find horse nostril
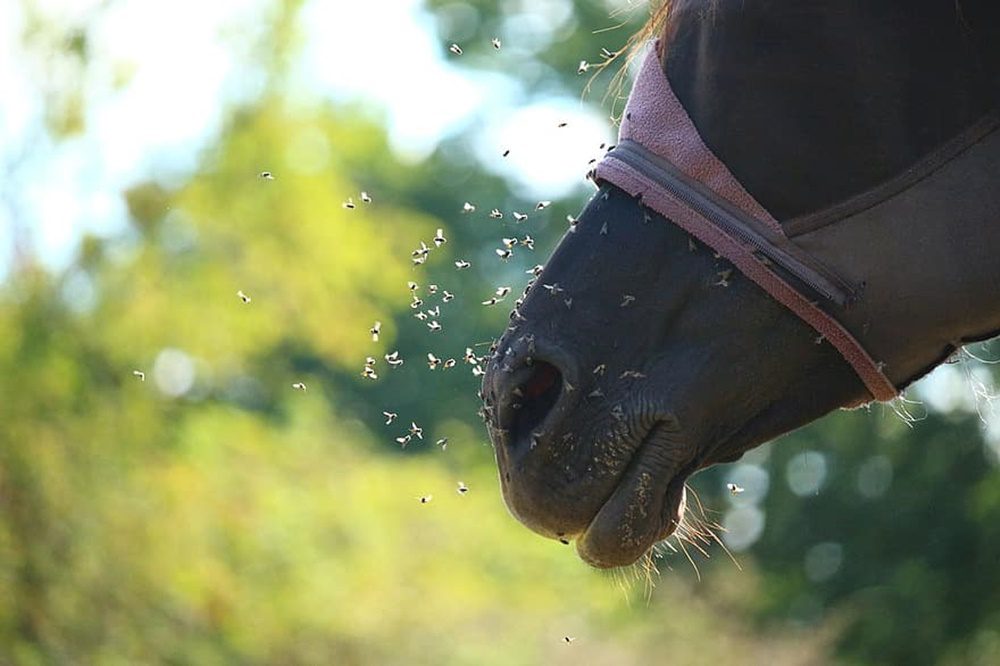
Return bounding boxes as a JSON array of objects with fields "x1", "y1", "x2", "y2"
[
  {"x1": 523, "y1": 361, "x2": 559, "y2": 398},
  {"x1": 510, "y1": 360, "x2": 563, "y2": 448}
]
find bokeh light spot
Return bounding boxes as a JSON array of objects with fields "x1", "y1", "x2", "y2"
[{"x1": 153, "y1": 347, "x2": 195, "y2": 397}]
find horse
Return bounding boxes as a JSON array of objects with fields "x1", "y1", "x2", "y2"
[{"x1": 480, "y1": 0, "x2": 1000, "y2": 568}]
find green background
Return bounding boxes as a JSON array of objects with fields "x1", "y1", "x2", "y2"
[{"x1": 3, "y1": 1, "x2": 999, "y2": 663}]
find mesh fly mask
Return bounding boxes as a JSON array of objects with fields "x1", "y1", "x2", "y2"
[{"x1": 596, "y1": 45, "x2": 1000, "y2": 403}]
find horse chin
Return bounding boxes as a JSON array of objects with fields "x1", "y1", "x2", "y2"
[
  {"x1": 576, "y1": 478, "x2": 687, "y2": 569},
  {"x1": 574, "y1": 429, "x2": 691, "y2": 569}
]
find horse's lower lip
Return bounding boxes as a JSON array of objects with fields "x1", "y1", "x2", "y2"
[{"x1": 574, "y1": 425, "x2": 688, "y2": 568}]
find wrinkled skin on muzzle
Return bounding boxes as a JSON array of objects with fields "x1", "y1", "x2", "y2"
[{"x1": 481, "y1": 185, "x2": 868, "y2": 568}]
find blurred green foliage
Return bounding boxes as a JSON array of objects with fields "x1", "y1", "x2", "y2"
[{"x1": 2, "y1": 1, "x2": 1000, "y2": 664}]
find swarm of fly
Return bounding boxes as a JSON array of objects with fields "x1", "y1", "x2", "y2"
[{"x1": 212, "y1": 39, "x2": 632, "y2": 541}]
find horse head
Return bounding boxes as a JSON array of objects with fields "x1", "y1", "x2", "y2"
[{"x1": 480, "y1": 1, "x2": 1000, "y2": 568}]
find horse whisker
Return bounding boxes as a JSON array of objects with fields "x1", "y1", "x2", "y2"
[{"x1": 673, "y1": 533, "x2": 701, "y2": 581}]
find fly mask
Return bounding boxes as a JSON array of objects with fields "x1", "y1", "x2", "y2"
[{"x1": 596, "y1": 45, "x2": 1000, "y2": 403}]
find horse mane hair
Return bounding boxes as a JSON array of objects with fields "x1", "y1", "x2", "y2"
[
  {"x1": 631, "y1": 0, "x2": 680, "y2": 55},
  {"x1": 623, "y1": 0, "x2": 720, "y2": 61},
  {"x1": 595, "y1": 1, "x2": 682, "y2": 109}
]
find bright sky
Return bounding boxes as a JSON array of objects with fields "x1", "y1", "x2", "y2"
[{"x1": 0, "y1": 0, "x2": 613, "y2": 279}]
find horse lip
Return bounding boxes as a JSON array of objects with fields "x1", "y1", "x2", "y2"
[{"x1": 574, "y1": 422, "x2": 690, "y2": 568}]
